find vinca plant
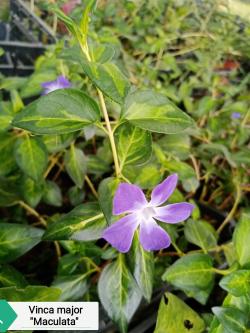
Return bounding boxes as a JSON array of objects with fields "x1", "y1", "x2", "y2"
[{"x1": 0, "y1": 0, "x2": 249, "y2": 332}]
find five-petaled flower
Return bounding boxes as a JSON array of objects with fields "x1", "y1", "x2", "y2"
[
  {"x1": 102, "y1": 174, "x2": 194, "y2": 252},
  {"x1": 41, "y1": 75, "x2": 71, "y2": 95}
]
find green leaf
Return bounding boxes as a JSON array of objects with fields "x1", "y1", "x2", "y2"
[
  {"x1": 122, "y1": 90, "x2": 194, "y2": 134},
  {"x1": 158, "y1": 133, "x2": 191, "y2": 160},
  {"x1": 0, "y1": 177, "x2": 19, "y2": 207},
  {"x1": 52, "y1": 274, "x2": 88, "y2": 301},
  {"x1": 184, "y1": 219, "x2": 218, "y2": 251},
  {"x1": 43, "y1": 133, "x2": 77, "y2": 153},
  {"x1": 98, "y1": 177, "x2": 120, "y2": 224},
  {"x1": 219, "y1": 270, "x2": 250, "y2": 297},
  {"x1": 198, "y1": 143, "x2": 236, "y2": 168},
  {"x1": 98, "y1": 255, "x2": 142, "y2": 333},
  {"x1": 162, "y1": 253, "x2": 214, "y2": 304},
  {"x1": 15, "y1": 136, "x2": 48, "y2": 181},
  {"x1": 61, "y1": 47, "x2": 130, "y2": 104},
  {"x1": 57, "y1": 254, "x2": 80, "y2": 275},
  {"x1": 83, "y1": 61, "x2": 130, "y2": 104},
  {"x1": 43, "y1": 202, "x2": 105, "y2": 241},
  {"x1": 233, "y1": 212, "x2": 250, "y2": 266},
  {"x1": 154, "y1": 292, "x2": 205, "y2": 333},
  {"x1": 90, "y1": 44, "x2": 115, "y2": 63},
  {"x1": 68, "y1": 185, "x2": 85, "y2": 206},
  {"x1": 64, "y1": 145, "x2": 87, "y2": 188},
  {"x1": 223, "y1": 293, "x2": 250, "y2": 315},
  {"x1": 87, "y1": 155, "x2": 111, "y2": 175},
  {"x1": 20, "y1": 70, "x2": 57, "y2": 98},
  {"x1": 19, "y1": 176, "x2": 45, "y2": 208},
  {"x1": 0, "y1": 132, "x2": 17, "y2": 176},
  {"x1": 0, "y1": 265, "x2": 27, "y2": 288},
  {"x1": 129, "y1": 232, "x2": 154, "y2": 302},
  {"x1": 52, "y1": 7, "x2": 82, "y2": 42},
  {"x1": 212, "y1": 306, "x2": 247, "y2": 333},
  {"x1": 123, "y1": 163, "x2": 163, "y2": 190},
  {"x1": 0, "y1": 223, "x2": 44, "y2": 263},
  {"x1": 42, "y1": 180, "x2": 62, "y2": 207},
  {"x1": 115, "y1": 123, "x2": 152, "y2": 171},
  {"x1": 10, "y1": 89, "x2": 24, "y2": 113},
  {"x1": 12, "y1": 89, "x2": 100, "y2": 134},
  {"x1": 161, "y1": 159, "x2": 199, "y2": 192},
  {"x1": 0, "y1": 286, "x2": 61, "y2": 301}
]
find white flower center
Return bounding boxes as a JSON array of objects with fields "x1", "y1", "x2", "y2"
[{"x1": 139, "y1": 206, "x2": 156, "y2": 221}]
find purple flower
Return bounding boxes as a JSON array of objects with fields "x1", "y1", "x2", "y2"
[
  {"x1": 231, "y1": 112, "x2": 241, "y2": 119},
  {"x1": 102, "y1": 174, "x2": 194, "y2": 253},
  {"x1": 41, "y1": 75, "x2": 71, "y2": 95}
]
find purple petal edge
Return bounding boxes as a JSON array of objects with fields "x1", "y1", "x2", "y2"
[
  {"x1": 113, "y1": 183, "x2": 147, "y2": 215},
  {"x1": 139, "y1": 218, "x2": 171, "y2": 251},
  {"x1": 102, "y1": 214, "x2": 139, "y2": 253},
  {"x1": 150, "y1": 174, "x2": 178, "y2": 206},
  {"x1": 155, "y1": 202, "x2": 194, "y2": 223}
]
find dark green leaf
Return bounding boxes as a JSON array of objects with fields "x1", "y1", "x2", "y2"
[
  {"x1": 61, "y1": 47, "x2": 130, "y2": 104},
  {"x1": 98, "y1": 177, "x2": 120, "y2": 224},
  {"x1": 0, "y1": 177, "x2": 20, "y2": 207},
  {"x1": 123, "y1": 164, "x2": 163, "y2": 190},
  {"x1": 0, "y1": 265, "x2": 27, "y2": 288},
  {"x1": 158, "y1": 133, "x2": 191, "y2": 160},
  {"x1": 233, "y1": 212, "x2": 250, "y2": 266},
  {"x1": 122, "y1": 90, "x2": 194, "y2": 134},
  {"x1": 43, "y1": 133, "x2": 77, "y2": 153},
  {"x1": 42, "y1": 180, "x2": 62, "y2": 207},
  {"x1": 98, "y1": 255, "x2": 142, "y2": 333},
  {"x1": 68, "y1": 185, "x2": 85, "y2": 206},
  {"x1": 212, "y1": 306, "x2": 247, "y2": 333},
  {"x1": 52, "y1": 274, "x2": 88, "y2": 301},
  {"x1": 0, "y1": 132, "x2": 16, "y2": 176},
  {"x1": 15, "y1": 136, "x2": 48, "y2": 181},
  {"x1": 43, "y1": 202, "x2": 105, "y2": 241},
  {"x1": 184, "y1": 219, "x2": 217, "y2": 251},
  {"x1": 162, "y1": 253, "x2": 214, "y2": 304},
  {"x1": 129, "y1": 232, "x2": 154, "y2": 302},
  {"x1": 0, "y1": 223, "x2": 43, "y2": 263},
  {"x1": 19, "y1": 176, "x2": 45, "y2": 208},
  {"x1": 64, "y1": 145, "x2": 87, "y2": 188},
  {"x1": 12, "y1": 89, "x2": 101, "y2": 134},
  {"x1": 0, "y1": 286, "x2": 61, "y2": 301},
  {"x1": 115, "y1": 123, "x2": 152, "y2": 171}
]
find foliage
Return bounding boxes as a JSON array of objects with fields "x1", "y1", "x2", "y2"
[{"x1": 0, "y1": 0, "x2": 249, "y2": 332}]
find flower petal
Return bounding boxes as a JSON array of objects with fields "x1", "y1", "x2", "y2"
[
  {"x1": 150, "y1": 174, "x2": 178, "y2": 206},
  {"x1": 113, "y1": 183, "x2": 147, "y2": 215},
  {"x1": 102, "y1": 214, "x2": 139, "y2": 253},
  {"x1": 139, "y1": 218, "x2": 171, "y2": 251},
  {"x1": 155, "y1": 202, "x2": 194, "y2": 223},
  {"x1": 57, "y1": 75, "x2": 71, "y2": 88}
]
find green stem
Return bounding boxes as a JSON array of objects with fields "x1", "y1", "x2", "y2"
[
  {"x1": 97, "y1": 88, "x2": 121, "y2": 177},
  {"x1": 84, "y1": 175, "x2": 98, "y2": 198},
  {"x1": 217, "y1": 183, "x2": 241, "y2": 234},
  {"x1": 79, "y1": 42, "x2": 121, "y2": 178},
  {"x1": 212, "y1": 265, "x2": 238, "y2": 276},
  {"x1": 19, "y1": 201, "x2": 47, "y2": 227},
  {"x1": 172, "y1": 242, "x2": 184, "y2": 256}
]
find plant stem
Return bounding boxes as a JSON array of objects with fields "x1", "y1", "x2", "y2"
[
  {"x1": 85, "y1": 175, "x2": 98, "y2": 198},
  {"x1": 212, "y1": 264, "x2": 238, "y2": 276},
  {"x1": 217, "y1": 182, "x2": 241, "y2": 234},
  {"x1": 172, "y1": 242, "x2": 184, "y2": 256},
  {"x1": 80, "y1": 43, "x2": 121, "y2": 177},
  {"x1": 97, "y1": 88, "x2": 121, "y2": 177},
  {"x1": 19, "y1": 201, "x2": 47, "y2": 227}
]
